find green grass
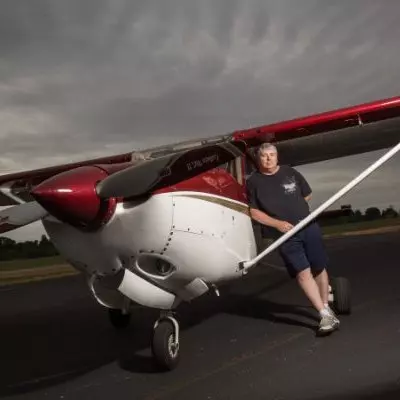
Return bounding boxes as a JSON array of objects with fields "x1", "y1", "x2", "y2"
[
  {"x1": 1, "y1": 218, "x2": 400, "y2": 274},
  {"x1": 0, "y1": 255, "x2": 65, "y2": 271},
  {"x1": 321, "y1": 217, "x2": 400, "y2": 235}
]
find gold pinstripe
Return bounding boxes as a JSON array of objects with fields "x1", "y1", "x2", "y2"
[{"x1": 173, "y1": 193, "x2": 250, "y2": 216}]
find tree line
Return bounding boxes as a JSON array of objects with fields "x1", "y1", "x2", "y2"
[
  {"x1": 0, "y1": 205, "x2": 399, "y2": 261},
  {"x1": 0, "y1": 235, "x2": 59, "y2": 261},
  {"x1": 317, "y1": 205, "x2": 399, "y2": 226}
]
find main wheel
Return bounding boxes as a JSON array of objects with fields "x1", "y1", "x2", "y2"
[
  {"x1": 151, "y1": 320, "x2": 180, "y2": 370},
  {"x1": 330, "y1": 277, "x2": 351, "y2": 315},
  {"x1": 108, "y1": 308, "x2": 131, "y2": 329}
]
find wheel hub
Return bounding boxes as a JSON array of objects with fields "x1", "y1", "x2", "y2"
[{"x1": 168, "y1": 334, "x2": 179, "y2": 358}]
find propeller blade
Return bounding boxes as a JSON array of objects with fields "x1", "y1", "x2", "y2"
[
  {"x1": 0, "y1": 202, "x2": 48, "y2": 233},
  {"x1": 97, "y1": 141, "x2": 246, "y2": 199}
]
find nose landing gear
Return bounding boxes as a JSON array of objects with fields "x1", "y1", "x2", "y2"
[{"x1": 151, "y1": 311, "x2": 180, "y2": 370}]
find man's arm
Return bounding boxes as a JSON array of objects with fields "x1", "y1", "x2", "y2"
[
  {"x1": 304, "y1": 193, "x2": 312, "y2": 202},
  {"x1": 249, "y1": 208, "x2": 293, "y2": 233}
]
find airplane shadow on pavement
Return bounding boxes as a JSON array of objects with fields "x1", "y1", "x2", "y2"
[
  {"x1": 118, "y1": 270, "x2": 319, "y2": 374},
  {"x1": 226, "y1": 297, "x2": 319, "y2": 332},
  {"x1": 0, "y1": 267, "x2": 315, "y2": 396}
]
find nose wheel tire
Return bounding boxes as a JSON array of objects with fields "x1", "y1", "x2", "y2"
[
  {"x1": 151, "y1": 317, "x2": 180, "y2": 370},
  {"x1": 329, "y1": 276, "x2": 351, "y2": 315},
  {"x1": 108, "y1": 308, "x2": 131, "y2": 329}
]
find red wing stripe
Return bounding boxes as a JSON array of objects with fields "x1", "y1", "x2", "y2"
[{"x1": 232, "y1": 96, "x2": 400, "y2": 143}]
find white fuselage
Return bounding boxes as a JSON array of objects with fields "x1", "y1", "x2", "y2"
[{"x1": 42, "y1": 191, "x2": 258, "y2": 309}]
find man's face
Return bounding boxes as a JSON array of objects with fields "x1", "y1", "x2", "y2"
[{"x1": 259, "y1": 148, "x2": 278, "y2": 170}]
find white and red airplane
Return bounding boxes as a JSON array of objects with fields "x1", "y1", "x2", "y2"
[{"x1": 1, "y1": 95, "x2": 400, "y2": 370}]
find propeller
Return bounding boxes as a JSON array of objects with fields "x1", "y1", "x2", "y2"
[
  {"x1": 0, "y1": 201, "x2": 48, "y2": 233},
  {"x1": 96, "y1": 141, "x2": 246, "y2": 199}
]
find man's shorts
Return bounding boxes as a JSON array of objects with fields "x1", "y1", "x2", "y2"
[{"x1": 278, "y1": 222, "x2": 328, "y2": 278}]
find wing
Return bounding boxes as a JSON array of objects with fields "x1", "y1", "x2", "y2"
[
  {"x1": 96, "y1": 96, "x2": 400, "y2": 199},
  {"x1": 1, "y1": 95, "x2": 400, "y2": 233},
  {"x1": 232, "y1": 95, "x2": 400, "y2": 166}
]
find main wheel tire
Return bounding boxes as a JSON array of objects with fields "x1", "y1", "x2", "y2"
[
  {"x1": 108, "y1": 308, "x2": 131, "y2": 329},
  {"x1": 151, "y1": 320, "x2": 180, "y2": 371},
  {"x1": 331, "y1": 277, "x2": 351, "y2": 315}
]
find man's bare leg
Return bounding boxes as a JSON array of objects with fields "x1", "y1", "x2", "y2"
[
  {"x1": 314, "y1": 268, "x2": 340, "y2": 324},
  {"x1": 296, "y1": 268, "x2": 325, "y2": 312},
  {"x1": 297, "y1": 268, "x2": 339, "y2": 333},
  {"x1": 313, "y1": 269, "x2": 329, "y2": 305}
]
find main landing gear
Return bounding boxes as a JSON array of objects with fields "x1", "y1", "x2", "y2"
[
  {"x1": 108, "y1": 308, "x2": 131, "y2": 329},
  {"x1": 108, "y1": 297, "x2": 132, "y2": 329},
  {"x1": 151, "y1": 311, "x2": 180, "y2": 370},
  {"x1": 328, "y1": 276, "x2": 351, "y2": 315}
]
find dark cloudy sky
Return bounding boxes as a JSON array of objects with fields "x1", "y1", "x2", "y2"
[{"x1": 2, "y1": 0, "x2": 400, "y2": 241}]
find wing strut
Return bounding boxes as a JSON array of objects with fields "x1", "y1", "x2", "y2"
[{"x1": 238, "y1": 141, "x2": 400, "y2": 274}]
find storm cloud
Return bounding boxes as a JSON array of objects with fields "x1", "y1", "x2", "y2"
[{"x1": 1, "y1": 0, "x2": 400, "y2": 239}]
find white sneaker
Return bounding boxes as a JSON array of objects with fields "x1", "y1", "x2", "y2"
[
  {"x1": 326, "y1": 305, "x2": 340, "y2": 325},
  {"x1": 318, "y1": 313, "x2": 340, "y2": 335}
]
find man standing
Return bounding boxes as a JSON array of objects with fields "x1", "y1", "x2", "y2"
[{"x1": 246, "y1": 142, "x2": 340, "y2": 334}]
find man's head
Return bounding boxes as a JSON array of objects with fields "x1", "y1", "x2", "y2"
[{"x1": 257, "y1": 142, "x2": 279, "y2": 174}]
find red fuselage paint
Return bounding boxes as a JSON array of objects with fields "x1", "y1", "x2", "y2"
[
  {"x1": 153, "y1": 167, "x2": 247, "y2": 203},
  {"x1": 30, "y1": 159, "x2": 248, "y2": 232}
]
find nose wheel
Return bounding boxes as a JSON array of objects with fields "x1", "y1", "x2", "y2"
[{"x1": 151, "y1": 312, "x2": 180, "y2": 370}]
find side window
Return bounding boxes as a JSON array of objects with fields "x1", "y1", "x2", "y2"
[
  {"x1": 244, "y1": 148, "x2": 258, "y2": 181},
  {"x1": 217, "y1": 149, "x2": 260, "y2": 186},
  {"x1": 230, "y1": 156, "x2": 247, "y2": 185},
  {"x1": 219, "y1": 151, "x2": 259, "y2": 185},
  {"x1": 218, "y1": 162, "x2": 230, "y2": 171},
  {"x1": 215, "y1": 157, "x2": 245, "y2": 185}
]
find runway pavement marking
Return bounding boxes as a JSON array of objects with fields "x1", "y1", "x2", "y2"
[{"x1": 142, "y1": 331, "x2": 305, "y2": 400}]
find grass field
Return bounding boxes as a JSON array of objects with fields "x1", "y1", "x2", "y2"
[
  {"x1": 1, "y1": 217, "x2": 400, "y2": 285},
  {"x1": 321, "y1": 217, "x2": 400, "y2": 235},
  {"x1": 0, "y1": 257, "x2": 76, "y2": 286},
  {"x1": 0, "y1": 255, "x2": 65, "y2": 271}
]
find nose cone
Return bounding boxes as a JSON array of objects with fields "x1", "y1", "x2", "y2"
[{"x1": 31, "y1": 166, "x2": 116, "y2": 230}]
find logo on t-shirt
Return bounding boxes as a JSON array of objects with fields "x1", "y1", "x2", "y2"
[{"x1": 282, "y1": 177, "x2": 297, "y2": 195}]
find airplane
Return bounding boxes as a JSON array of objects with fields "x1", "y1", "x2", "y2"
[{"x1": 1, "y1": 95, "x2": 400, "y2": 371}]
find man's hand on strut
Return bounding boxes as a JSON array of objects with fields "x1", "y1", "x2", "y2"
[
  {"x1": 249, "y1": 208, "x2": 294, "y2": 233},
  {"x1": 275, "y1": 221, "x2": 294, "y2": 233}
]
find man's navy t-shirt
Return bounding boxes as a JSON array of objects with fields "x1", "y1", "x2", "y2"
[{"x1": 246, "y1": 165, "x2": 312, "y2": 238}]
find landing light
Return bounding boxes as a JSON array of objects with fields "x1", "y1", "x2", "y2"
[
  {"x1": 155, "y1": 259, "x2": 173, "y2": 276},
  {"x1": 135, "y1": 254, "x2": 176, "y2": 279}
]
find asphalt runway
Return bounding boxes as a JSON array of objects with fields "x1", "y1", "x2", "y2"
[{"x1": 1, "y1": 232, "x2": 400, "y2": 399}]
